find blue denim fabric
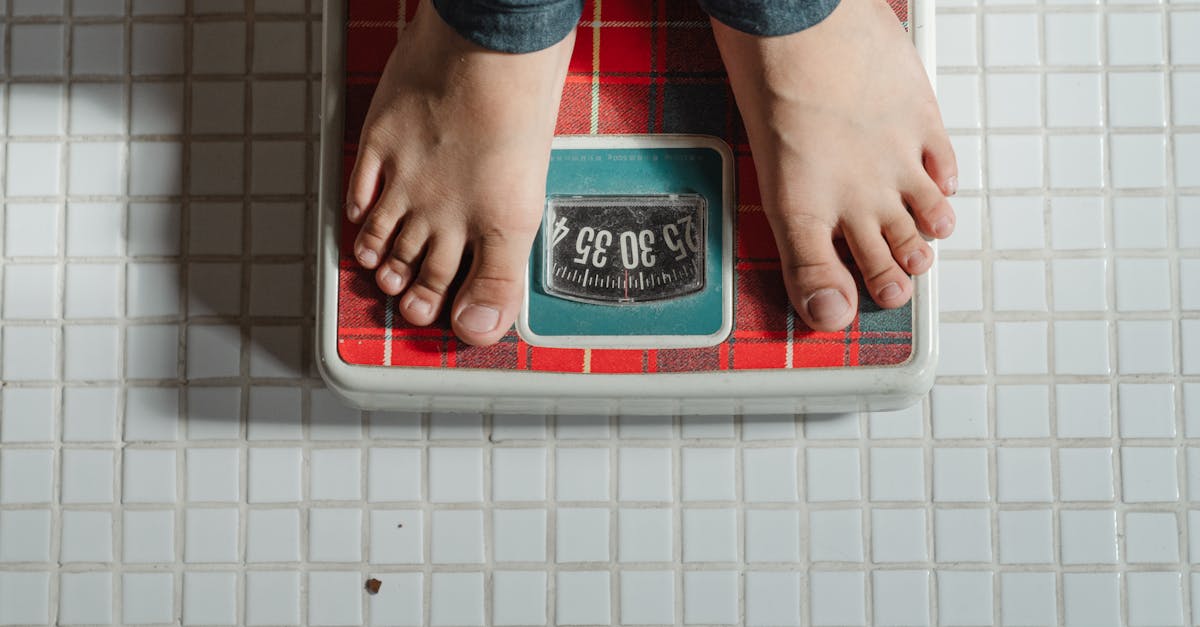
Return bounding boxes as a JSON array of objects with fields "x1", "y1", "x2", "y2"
[{"x1": 699, "y1": 0, "x2": 841, "y2": 36}]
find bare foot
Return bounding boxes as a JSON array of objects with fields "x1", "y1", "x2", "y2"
[
  {"x1": 711, "y1": 0, "x2": 957, "y2": 331},
  {"x1": 345, "y1": 2, "x2": 574, "y2": 346}
]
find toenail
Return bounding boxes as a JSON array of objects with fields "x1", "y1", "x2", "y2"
[
  {"x1": 904, "y1": 250, "x2": 926, "y2": 270},
  {"x1": 943, "y1": 176, "x2": 958, "y2": 196},
  {"x1": 359, "y1": 249, "x2": 378, "y2": 267},
  {"x1": 878, "y1": 282, "x2": 902, "y2": 302},
  {"x1": 346, "y1": 202, "x2": 364, "y2": 221},
  {"x1": 933, "y1": 217, "x2": 954, "y2": 238},
  {"x1": 805, "y1": 289, "x2": 850, "y2": 324},
  {"x1": 406, "y1": 295, "x2": 433, "y2": 317},
  {"x1": 379, "y1": 268, "x2": 403, "y2": 293},
  {"x1": 457, "y1": 304, "x2": 500, "y2": 334}
]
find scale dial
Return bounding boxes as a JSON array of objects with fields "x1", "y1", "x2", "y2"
[{"x1": 543, "y1": 194, "x2": 706, "y2": 305}]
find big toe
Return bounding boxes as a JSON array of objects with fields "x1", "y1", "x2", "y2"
[
  {"x1": 451, "y1": 231, "x2": 536, "y2": 346},
  {"x1": 775, "y1": 217, "x2": 859, "y2": 332}
]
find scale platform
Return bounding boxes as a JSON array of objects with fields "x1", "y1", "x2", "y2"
[{"x1": 316, "y1": 0, "x2": 938, "y2": 415}]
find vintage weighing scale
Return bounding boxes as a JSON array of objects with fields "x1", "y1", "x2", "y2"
[{"x1": 316, "y1": 0, "x2": 938, "y2": 414}]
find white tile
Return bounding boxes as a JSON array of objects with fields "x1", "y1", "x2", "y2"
[
  {"x1": 1114, "y1": 196, "x2": 1169, "y2": 248},
  {"x1": 246, "y1": 509, "x2": 300, "y2": 562},
  {"x1": 122, "y1": 449, "x2": 175, "y2": 503},
  {"x1": 6, "y1": 143, "x2": 63, "y2": 196},
  {"x1": 1050, "y1": 196, "x2": 1105, "y2": 249},
  {"x1": 806, "y1": 447, "x2": 861, "y2": 501},
  {"x1": 682, "y1": 508, "x2": 737, "y2": 562},
  {"x1": 1059, "y1": 447, "x2": 1115, "y2": 501},
  {"x1": 1127, "y1": 572, "x2": 1184, "y2": 627},
  {"x1": 70, "y1": 82, "x2": 126, "y2": 133},
  {"x1": 993, "y1": 260, "x2": 1047, "y2": 310},
  {"x1": 618, "y1": 447, "x2": 672, "y2": 501},
  {"x1": 131, "y1": 23, "x2": 184, "y2": 75},
  {"x1": 810, "y1": 571, "x2": 866, "y2": 627},
  {"x1": 1109, "y1": 72, "x2": 1166, "y2": 127},
  {"x1": 557, "y1": 508, "x2": 609, "y2": 562},
  {"x1": 997, "y1": 447, "x2": 1053, "y2": 502},
  {"x1": 8, "y1": 84, "x2": 64, "y2": 135},
  {"x1": 245, "y1": 571, "x2": 299, "y2": 626},
  {"x1": 938, "y1": 323, "x2": 988, "y2": 376},
  {"x1": 745, "y1": 509, "x2": 800, "y2": 563},
  {"x1": 742, "y1": 414, "x2": 796, "y2": 440},
  {"x1": 620, "y1": 571, "x2": 675, "y2": 625},
  {"x1": 72, "y1": 24, "x2": 124, "y2": 75},
  {"x1": 493, "y1": 571, "x2": 547, "y2": 627},
  {"x1": 1045, "y1": 13, "x2": 1101, "y2": 65},
  {"x1": 310, "y1": 448, "x2": 361, "y2": 501},
  {"x1": 995, "y1": 321, "x2": 1048, "y2": 374},
  {"x1": 942, "y1": 196, "x2": 983, "y2": 250},
  {"x1": 989, "y1": 195, "x2": 1045, "y2": 249},
  {"x1": 869, "y1": 448, "x2": 924, "y2": 501},
  {"x1": 743, "y1": 447, "x2": 798, "y2": 502},
  {"x1": 428, "y1": 447, "x2": 483, "y2": 503},
  {"x1": 933, "y1": 448, "x2": 990, "y2": 502},
  {"x1": 65, "y1": 263, "x2": 121, "y2": 318},
  {"x1": 1186, "y1": 320, "x2": 1200, "y2": 375},
  {"x1": 1125, "y1": 512, "x2": 1179, "y2": 563},
  {"x1": 681, "y1": 414, "x2": 734, "y2": 439},
  {"x1": 0, "y1": 387, "x2": 56, "y2": 443},
  {"x1": 986, "y1": 73, "x2": 1041, "y2": 127},
  {"x1": 125, "y1": 386, "x2": 179, "y2": 441},
  {"x1": 804, "y1": 413, "x2": 860, "y2": 439},
  {"x1": 809, "y1": 509, "x2": 864, "y2": 562},
  {"x1": 872, "y1": 509, "x2": 928, "y2": 562},
  {"x1": 619, "y1": 413, "x2": 674, "y2": 439},
  {"x1": 619, "y1": 508, "x2": 672, "y2": 562},
  {"x1": 1000, "y1": 572, "x2": 1057, "y2": 627},
  {"x1": 681, "y1": 447, "x2": 735, "y2": 501},
  {"x1": 183, "y1": 572, "x2": 236, "y2": 626},
  {"x1": 430, "y1": 509, "x2": 484, "y2": 564},
  {"x1": 10, "y1": 25, "x2": 65, "y2": 76},
  {"x1": 1063, "y1": 573, "x2": 1121, "y2": 627},
  {"x1": 492, "y1": 509, "x2": 545, "y2": 563},
  {"x1": 936, "y1": 14, "x2": 978, "y2": 66},
  {"x1": 309, "y1": 508, "x2": 362, "y2": 562},
  {"x1": 184, "y1": 508, "x2": 238, "y2": 563},
  {"x1": 0, "y1": 510, "x2": 52, "y2": 562},
  {"x1": 6, "y1": 203, "x2": 61, "y2": 257},
  {"x1": 367, "y1": 448, "x2": 421, "y2": 502},
  {"x1": 13, "y1": 0, "x2": 64, "y2": 16},
  {"x1": 2, "y1": 326, "x2": 58, "y2": 381},
  {"x1": 62, "y1": 448, "x2": 114, "y2": 503},
  {"x1": 987, "y1": 135, "x2": 1043, "y2": 188},
  {"x1": 1171, "y1": 12, "x2": 1200, "y2": 63},
  {"x1": 1187, "y1": 384, "x2": 1200, "y2": 438},
  {"x1": 0, "y1": 572, "x2": 50, "y2": 625},
  {"x1": 995, "y1": 385, "x2": 1050, "y2": 438},
  {"x1": 868, "y1": 403, "x2": 924, "y2": 439},
  {"x1": 1110, "y1": 134, "x2": 1167, "y2": 188},
  {"x1": 58, "y1": 572, "x2": 112, "y2": 625},
  {"x1": 937, "y1": 260, "x2": 983, "y2": 311},
  {"x1": 1054, "y1": 320, "x2": 1112, "y2": 375},
  {"x1": 936, "y1": 74, "x2": 980, "y2": 129},
  {"x1": 930, "y1": 384, "x2": 987, "y2": 439},
  {"x1": 872, "y1": 570, "x2": 929, "y2": 627},
  {"x1": 745, "y1": 572, "x2": 801, "y2": 627},
  {"x1": 252, "y1": 21, "x2": 307, "y2": 73},
  {"x1": 60, "y1": 510, "x2": 112, "y2": 562},
  {"x1": 1049, "y1": 135, "x2": 1104, "y2": 188},
  {"x1": 950, "y1": 136, "x2": 984, "y2": 191},
  {"x1": 129, "y1": 141, "x2": 183, "y2": 195},
  {"x1": 983, "y1": 14, "x2": 1040, "y2": 66},
  {"x1": 66, "y1": 202, "x2": 122, "y2": 257},
  {"x1": 556, "y1": 572, "x2": 610, "y2": 625},
  {"x1": 368, "y1": 572, "x2": 422, "y2": 627},
  {"x1": 250, "y1": 140, "x2": 306, "y2": 194},
  {"x1": 191, "y1": 80, "x2": 244, "y2": 133},
  {"x1": 1174, "y1": 72, "x2": 1200, "y2": 126},
  {"x1": 1184, "y1": 259, "x2": 1200, "y2": 310},
  {"x1": 555, "y1": 414, "x2": 609, "y2": 439},
  {"x1": 308, "y1": 571, "x2": 365, "y2": 627},
  {"x1": 937, "y1": 571, "x2": 993, "y2": 627},
  {"x1": 186, "y1": 325, "x2": 242, "y2": 379},
  {"x1": 492, "y1": 447, "x2": 547, "y2": 501},
  {"x1": 1057, "y1": 383, "x2": 1112, "y2": 438},
  {"x1": 998, "y1": 509, "x2": 1054, "y2": 564},
  {"x1": 1046, "y1": 73, "x2": 1104, "y2": 128},
  {"x1": 556, "y1": 448, "x2": 609, "y2": 500},
  {"x1": 126, "y1": 263, "x2": 179, "y2": 317},
  {"x1": 123, "y1": 510, "x2": 174, "y2": 563},
  {"x1": 1118, "y1": 383, "x2": 1176, "y2": 438},
  {"x1": 1108, "y1": 12, "x2": 1165, "y2": 65},
  {"x1": 123, "y1": 573, "x2": 174, "y2": 625},
  {"x1": 64, "y1": 325, "x2": 120, "y2": 381},
  {"x1": 63, "y1": 387, "x2": 118, "y2": 442},
  {"x1": 1122, "y1": 446, "x2": 1179, "y2": 502},
  {"x1": 1116, "y1": 258, "x2": 1172, "y2": 311},
  {"x1": 125, "y1": 324, "x2": 180, "y2": 379},
  {"x1": 683, "y1": 571, "x2": 738, "y2": 625},
  {"x1": 3, "y1": 264, "x2": 59, "y2": 319},
  {"x1": 369, "y1": 509, "x2": 423, "y2": 564},
  {"x1": 187, "y1": 263, "x2": 242, "y2": 316},
  {"x1": 186, "y1": 448, "x2": 239, "y2": 502},
  {"x1": 1178, "y1": 133, "x2": 1200, "y2": 187},
  {"x1": 1118, "y1": 320, "x2": 1175, "y2": 374},
  {"x1": 1060, "y1": 509, "x2": 1118, "y2": 564},
  {"x1": 248, "y1": 447, "x2": 302, "y2": 503},
  {"x1": 186, "y1": 387, "x2": 242, "y2": 439}
]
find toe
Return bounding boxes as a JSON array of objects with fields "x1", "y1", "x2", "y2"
[
  {"x1": 353, "y1": 186, "x2": 405, "y2": 270},
  {"x1": 451, "y1": 230, "x2": 536, "y2": 346},
  {"x1": 375, "y1": 219, "x2": 429, "y2": 296},
  {"x1": 773, "y1": 213, "x2": 859, "y2": 331},
  {"x1": 399, "y1": 234, "x2": 466, "y2": 326},
  {"x1": 345, "y1": 148, "x2": 383, "y2": 224},
  {"x1": 923, "y1": 132, "x2": 959, "y2": 197},
  {"x1": 901, "y1": 172, "x2": 956, "y2": 240},
  {"x1": 845, "y1": 221, "x2": 913, "y2": 309},
  {"x1": 882, "y1": 216, "x2": 934, "y2": 276}
]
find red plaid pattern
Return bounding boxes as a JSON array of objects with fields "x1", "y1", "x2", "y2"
[{"x1": 338, "y1": 0, "x2": 914, "y2": 373}]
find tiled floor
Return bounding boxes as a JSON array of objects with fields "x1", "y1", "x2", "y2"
[{"x1": 0, "y1": 0, "x2": 1198, "y2": 625}]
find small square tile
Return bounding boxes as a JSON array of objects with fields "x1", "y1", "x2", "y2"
[
  {"x1": 555, "y1": 414, "x2": 609, "y2": 439},
  {"x1": 0, "y1": 387, "x2": 56, "y2": 443},
  {"x1": 4, "y1": 265, "x2": 59, "y2": 319},
  {"x1": 309, "y1": 508, "x2": 362, "y2": 562},
  {"x1": 869, "y1": 448, "x2": 924, "y2": 502},
  {"x1": 308, "y1": 571, "x2": 364, "y2": 627},
  {"x1": 246, "y1": 509, "x2": 300, "y2": 562},
  {"x1": 7, "y1": 203, "x2": 61, "y2": 257},
  {"x1": 995, "y1": 385, "x2": 1050, "y2": 438},
  {"x1": 1045, "y1": 13, "x2": 1101, "y2": 65},
  {"x1": 1108, "y1": 12, "x2": 1165, "y2": 65},
  {"x1": 937, "y1": 14, "x2": 978, "y2": 66},
  {"x1": 6, "y1": 143, "x2": 62, "y2": 197},
  {"x1": 1185, "y1": 320, "x2": 1200, "y2": 374},
  {"x1": 619, "y1": 508, "x2": 672, "y2": 562},
  {"x1": 1175, "y1": 135, "x2": 1200, "y2": 187},
  {"x1": 10, "y1": 25, "x2": 65, "y2": 76},
  {"x1": 1057, "y1": 384, "x2": 1112, "y2": 438},
  {"x1": 1116, "y1": 258, "x2": 1172, "y2": 312},
  {"x1": 806, "y1": 447, "x2": 861, "y2": 501},
  {"x1": 931, "y1": 384, "x2": 988, "y2": 438},
  {"x1": 123, "y1": 510, "x2": 174, "y2": 563},
  {"x1": 183, "y1": 572, "x2": 237, "y2": 626},
  {"x1": 989, "y1": 196, "x2": 1045, "y2": 250},
  {"x1": 492, "y1": 509, "x2": 545, "y2": 563},
  {"x1": 983, "y1": 14, "x2": 1040, "y2": 66},
  {"x1": 557, "y1": 508, "x2": 609, "y2": 562},
  {"x1": 987, "y1": 135, "x2": 1043, "y2": 188},
  {"x1": 129, "y1": 85, "x2": 183, "y2": 135},
  {"x1": 59, "y1": 572, "x2": 112, "y2": 625},
  {"x1": 63, "y1": 325, "x2": 120, "y2": 381},
  {"x1": 127, "y1": 202, "x2": 181, "y2": 256},
  {"x1": 131, "y1": 23, "x2": 184, "y2": 75},
  {"x1": 60, "y1": 510, "x2": 113, "y2": 563},
  {"x1": 1182, "y1": 259, "x2": 1200, "y2": 310},
  {"x1": 1054, "y1": 320, "x2": 1112, "y2": 375},
  {"x1": 2, "y1": 327, "x2": 58, "y2": 382},
  {"x1": 943, "y1": 196, "x2": 983, "y2": 249},
  {"x1": 745, "y1": 509, "x2": 800, "y2": 563},
  {"x1": 0, "y1": 510, "x2": 52, "y2": 562},
  {"x1": 367, "y1": 448, "x2": 421, "y2": 502},
  {"x1": 248, "y1": 447, "x2": 302, "y2": 503},
  {"x1": 682, "y1": 508, "x2": 737, "y2": 563},
  {"x1": 986, "y1": 73, "x2": 1041, "y2": 127},
  {"x1": 368, "y1": 572, "x2": 422, "y2": 627},
  {"x1": 556, "y1": 448, "x2": 609, "y2": 500},
  {"x1": 430, "y1": 509, "x2": 484, "y2": 564},
  {"x1": 936, "y1": 74, "x2": 980, "y2": 129},
  {"x1": 1109, "y1": 72, "x2": 1167, "y2": 127},
  {"x1": 618, "y1": 447, "x2": 672, "y2": 501},
  {"x1": 185, "y1": 508, "x2": 239, "y2": 563},
  {"x1": 1060, "y1": 509, "x2": 1118, "y2": 565},
  {"x1": 245, "y1": 571, "x2": 299, "y2": 626},
  {"x1": 428, "y1": 447, "x2": 483, "y2": 503},
  {"x1": 872, "y1": 570, "x2": 929, "y2": 627},
  {"x1": 0, "y1": 572, "x2": 51, "y2": 624},
  {"x1": 810, "y1": 571, "x2": 866, "y2": 627},
  {"x1": 8, "y1": 84, "x2": 63, "y2": 135},
  {"x1": 746, "y1": 571, "x2": 801, "y2": 627},
  {"x1": 1047, "y1": 73, "x2": 1104, "y2": 128},
  {"x1": 123, "y1": 573, "x2": 174, "y2": 625},
  {"x1": 683, "y1": 571, "x2": 738, "y2": 625},
  {"x1": 618, "y1": 414, "x2": 674, "y2": 439},
  {"x1": 937, "y1": 571, "x2": 993, "y2": 627},
  {"x1": 937, "y1": 260, "x2": 983, "y2": 311},
  {"x1": 995, "y1": 321, "x2": 1048, "y2": 374},
  {"x1": 1186, "y1": 384, "x2": 1200, "y2": 437},
  {"x1": 493, "y1": 571, "x2": 547, "y2": 626},
  {"x1": 1059, "y1": 447, "x2": 1115, "y2": 501},
  {"x1": 1125, "y1": 512, "x2": 1179, "y2": 563},
  {"x1": 1050, "y1": 196, "x2": 1106, "y2": 249},
  {"x1": 1175, "y1": 72, "x2": 1200, "y2": 126},
  {"x1": 128, "y1": 142, "x2": 183, "y2": 195},
  {"x1": 1063, "y1": 573, "x2": 1120, "y2": 627},
  {"x1": 1127, "y1": 572, "x2": 1184, "y2": 627},
  {"x1": 0, "y1": 449, "x2": 54, "y2": 504},
  {"x1": 62, "y1": 387, "x2": 118, "y2": 442},
  {"x1": 804, "y1": 412, "x2": 861, "y2": 439},
  {"x1": 1118, "y1": 320, "x2": 1175, "y2": 374},
  {"x1": 369, "y1": 509, "x2": 423, "y2": 564},
  {"x1": 1118, "y1": 383, "x2": 1176, "y2": 438},
  {"x1": 1052, "y1": 258, "x2": 1108, "y2": 311},
  {"x1": 742, "y1": 414, "x2": 796, "y2": 440},
  {"x1": 996, "y1": 447, "x2": 1052, "y2": 502},
  {"x1": 492, "y1": 447, "x2": 547, "y2": 501},
  {"x1": 65, "y1": 263, "x2": 121, "y2": 319},
  {"x1": 872, "y1": 509, "x2": 928, "y2": 562},
  {"x1": 998, "y1": 509, "x2": 1054, "y2": 564},
  {"x1": 1049, "y1": 134, "x2": 1104, "y2": 188},
  {"x1": 489, "y1": 413, "x2": 547, "y2": 441},
  {"x1": 310, "y1": 449, "x2": 361, "y2": 501},
  {"x1": 62, "y1": 448, "x2": 115, "y2": 503},
  {"x1": 185, "y1": 448, "x2": 239, "y2": 502},
  {"x1": 937, "y1": 322, "x2": 987, "y2": 375},
  {"x1": 186, "y1": 389, "x2": 241, "y2": 439},
  {"x1": 744, "y1": 448, "x2": 798, "y2": 502},
  {"x1": 868, "y1": 403, "x2": 924, "y2": 439},
  {"x1": 621, "y1": 571, "x2": 675, "y2": 625},
  {"x1": 247, "y1": 387, "x2": 302, "y2": 441},
  {"x1": 1111, "y1": 134, "x2": 1167, "y2": 189},
  {"x1": 125, "y1": 324, "x2": 180, "y2": 380},
  {"x1": 1001, "y1": 572, "x2": 1057, "y2": 627},
  {"x1": 681, "y1": 448, "x2": 735, "y2": 501},
  {"x1": 1122, "y1": 447, "x2": 1179, "y2": 502},
  {"x1": 557, "y1": 571, "x2": 610, "y2": 625},
  {"x1": 933, "y1": 447, "x2": 990, "y2": 502},
  {"x1": 122, "y1": 449, "x2": 175, "y2": 503}
]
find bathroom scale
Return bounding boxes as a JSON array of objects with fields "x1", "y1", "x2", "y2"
[{"x1": 316, "y1": 0, "x2": 938, "y2": 414}]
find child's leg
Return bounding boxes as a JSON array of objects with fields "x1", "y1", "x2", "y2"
[
  {"x1": 346, "y1": 0, "x2": 579, "y2": 346},
  {"x1": 703, "y1": 0, "x2": 957, "y2": 331}
]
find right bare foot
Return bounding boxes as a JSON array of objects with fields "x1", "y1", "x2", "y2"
[{"x1": 345, "y1": 1, "x2": 575, "y2": 346}]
